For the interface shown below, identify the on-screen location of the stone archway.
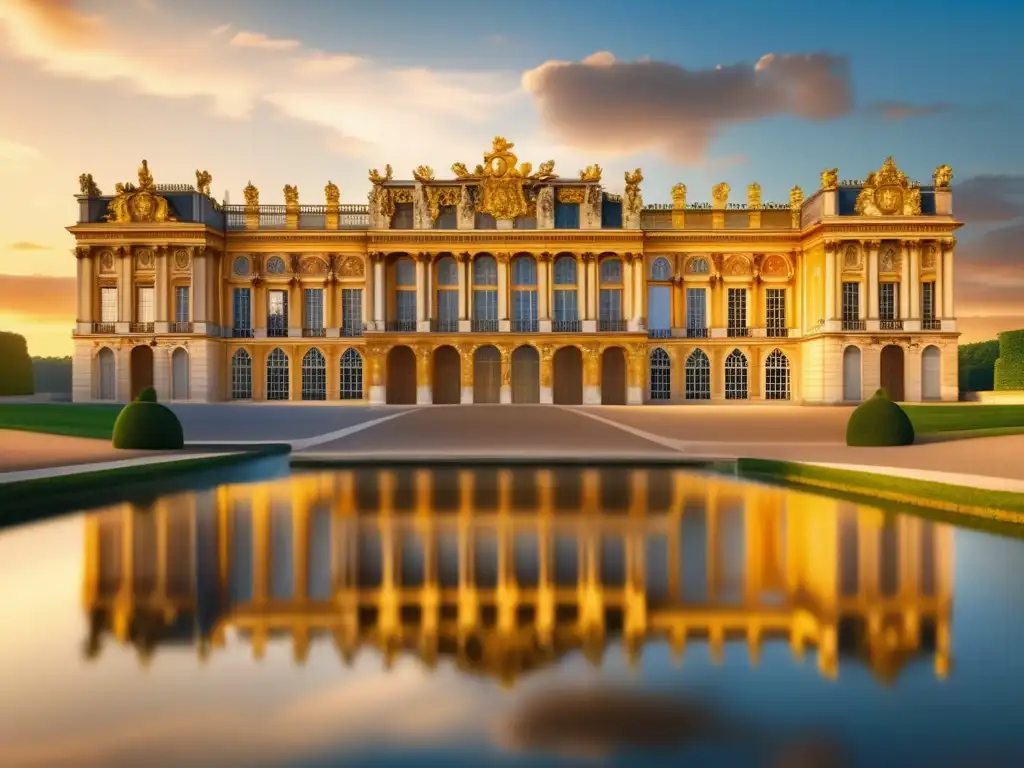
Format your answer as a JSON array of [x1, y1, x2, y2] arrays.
[[512, 345, 540, 403], [386, 346, 416, 404], [130, 345, 154, 400], [600, 347, 627, 405], [880, 345, 905, 401], [922, 345, 941, 400], [474, 345, 501, 404], [432, 345, 461, 404], [171, 347, 190, 400], [553, 346, 583, 405], [96, 347, 116, 400]]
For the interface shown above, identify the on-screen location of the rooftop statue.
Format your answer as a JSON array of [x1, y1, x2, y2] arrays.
[[102, 160, 177, 224]]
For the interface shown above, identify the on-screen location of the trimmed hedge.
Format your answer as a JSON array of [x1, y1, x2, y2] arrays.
[[0, 331, 34, 396], [112, 390, 184, 450], [846, 388, 915, 447], [995, 330, 1024, 391], [958, 339, 998, 392]]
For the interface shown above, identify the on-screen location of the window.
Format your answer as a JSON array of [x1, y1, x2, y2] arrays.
[[684, 349, 711, 400], [553, 256, 578, 328], [396, 291, 417, 324], [268, 290, 288, 337], [725, 349, 748, 400], [879, 283, 897, 321], [600, 258, 622, 284], [553, 289, 578, 323], [841, 282, 860, 321], [511, 256, 538, 331], [651, 257, 672, 282], [650, 348, 671, 400], [473, 255, 498, 330], [765, 349, 791, 400], [231, 349, 252, 399], [174, 286, 189, 323], [727, 288, 747, 333], [434, 256, 460, 331], [391, 202, 414, 229], [434, 206, 457, 229], [301, 348, 326, 400], [340, 348, 363, 400], [473, 290, 498, 324], [512, 256, 536, 286], [395, 258, 416, 286], [394, 257, 416, 329], [686, 288, 706, 330], [341, 288, 362, 335], [922, 281, 936, 319], [266, 348, 289, 400], [303, 288, 324, 331], [553, 256, 576, 285], [233, 288, 251, 335], [100, 287, 118, 323], [765, 288, 786, 335], [135, 286, 154, 323], [599, 258, 623, 329], [599, 289, 622, 322]]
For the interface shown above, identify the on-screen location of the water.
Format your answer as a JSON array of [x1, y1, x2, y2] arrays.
[[1, 465, 1023, 768]]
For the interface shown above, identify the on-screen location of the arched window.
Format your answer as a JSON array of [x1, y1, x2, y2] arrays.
[[472, 255, 498, 331], [725, 349, 748, 400], [395, 257, 416, 286], [765, 349, 791, 400], [394, 257, 417, 330], [266, 255, 286, 274], [231, 349, 252, 400], [512, 255, 537, 286], [688, 257, 709, 274], [97, 347, 115, 400], [553, 255, 578, 330], [473, 255, 497, 286], [651, 257, 672, 282], [266, 347, 289, 401], [301, 348, 326, 401], [650, 348, 671, 400], [436, 256, 458, 286], [553, 255, 577, 285], [599, 257, 624, 329], [600, 258, 622, 284], [511, 255, 538, 331], [685, 349, 711, 400], [232, 256, 250, 276], [340, 348, 364, 400]]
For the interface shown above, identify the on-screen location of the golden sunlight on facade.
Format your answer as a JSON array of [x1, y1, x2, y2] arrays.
[[67, 142, 961, 404], [81, 469, 953, 685]]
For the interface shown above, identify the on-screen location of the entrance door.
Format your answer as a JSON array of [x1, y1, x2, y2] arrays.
[[130, 345, 154, 400], [600, 347, 627, 405], [511, 346, 540, 403], [880, 345, 905, 401]]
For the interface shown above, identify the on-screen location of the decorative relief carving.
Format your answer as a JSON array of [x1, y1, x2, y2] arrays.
[[724, 255, 751, 276], [671, 183, 687, 210], [266, 255, 287, 274], [761, 254, 789, 277], [338, 256, 364, 277], [134, 248, 155, 270], [300, 256, 328, 276], [855, 157, 920, 216], [99, 250, 115, 273], [711, 182, 730, 208], [103, 160, 177, 224], [425, 186, 460, 222], [173, 248, 190, 271], [557, 187, 586, 204], [843, 244, 860, 269], [922, 242, 938, 270], [232, 255, 250, 276], [879, 244, 900, 273], [820, 168, 839, 191], [536, 186, 554, 228]]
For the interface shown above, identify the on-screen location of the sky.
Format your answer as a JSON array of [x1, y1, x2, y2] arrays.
[[1, 0, 1022, 356]]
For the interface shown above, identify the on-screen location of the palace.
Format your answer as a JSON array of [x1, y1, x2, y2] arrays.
[[68, 141, 961, 405]]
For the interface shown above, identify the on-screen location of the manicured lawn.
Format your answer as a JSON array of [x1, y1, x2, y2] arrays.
[[902, 404, 1024, 435], [0, 404, 122, 439]]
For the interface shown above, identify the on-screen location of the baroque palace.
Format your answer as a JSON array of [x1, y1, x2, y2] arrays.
[[68, 139, 961, 405]]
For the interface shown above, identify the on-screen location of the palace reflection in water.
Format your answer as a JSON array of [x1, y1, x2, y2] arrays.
[[82, 468, 953, 685]]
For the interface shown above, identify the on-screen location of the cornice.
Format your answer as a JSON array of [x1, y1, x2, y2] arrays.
[[367, 229, 644, 247]]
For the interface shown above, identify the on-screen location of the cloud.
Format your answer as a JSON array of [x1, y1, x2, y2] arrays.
[[522, 51, 852, 163], [0, 274, 75, 320], [866, 100, 953, 121], [951, 174, 1024, 223], [10, 241, 48, 251], [0, 137, 39, 159], [229, 30, 300, 51]]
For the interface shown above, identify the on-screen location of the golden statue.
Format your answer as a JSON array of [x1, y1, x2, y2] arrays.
[[532, 159, 557, 180], [477, 136, 529, 220], [195, 170, 212, 196], [243, 181, 259, 207], [368, 165, 393, 184], [624, 168, 644, 214], [579, 164, 602, 182], [746, 182, 762, 209], [102, 159, 176, 223], [325, 180, 340, 206], [933, 164, 953, 188], [820, 168, 839, 191], [789, 185, 804, 208], [906, 186, 922, 215], [412, 165, 435, 183], [711, 182, 730, 207], [855, 157, 916, 216], [452, 161, 485, 179], [283, 184, 299, 206], [78, 173, 101, 196], [670, 183, 687, 209]]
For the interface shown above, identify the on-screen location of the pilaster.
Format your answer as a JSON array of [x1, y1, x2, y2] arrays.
[[627, 345, 644, 404], [908, 240, 921, 320], [415, 346, 432, 404], [583, 345, 601, 404], [459, 344, 475, 404], [372, 252, 386, 329], [192, 246, 209, 332], [537, 252, 551, 327], [367, 346, 385, 404], [631, 253, 644, 329], [866, 240, 880, 330], [118, 247, 132, 323], [75, 247, 93, 324], [539, 346, 554, 403], [497, 252, 510, 330], [823, 241, 837, 322], [416, 252, 430, 331], [899, 241, 911, 320]]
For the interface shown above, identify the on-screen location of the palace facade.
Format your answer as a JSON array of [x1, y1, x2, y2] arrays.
[[68, 141, 961, 405]]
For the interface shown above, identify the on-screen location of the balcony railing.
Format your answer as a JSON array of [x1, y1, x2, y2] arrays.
[[129, 322, 154, 334], [923, 318, 942, 330], [552, 319, 582, 333], [598, 318, 628, 332], [472, 319, 499, 333], [232, 327, 255, 338], [169, 321, 193, 333], [648, 328, 672, 339], [511, 319, 538, 333], [302, 327, 327, 338], [268, 325, 288, 338], [685, 327, 708, 339], [431, 318, 460, 333], [340, 323, 365, 338], [880, 319, 904, 331], [223, 203, 370, 230], [727, 326, 750, 338], [386, 320, 418, 332], [766, 327, 789, 338], [841, 319, 867, 331], [92, 322, 116, 334]]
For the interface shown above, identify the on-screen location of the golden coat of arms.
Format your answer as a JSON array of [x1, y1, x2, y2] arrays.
[[855, 157, 920, 216], [103, 160, 177, 224], [478, 137, 530, 220]]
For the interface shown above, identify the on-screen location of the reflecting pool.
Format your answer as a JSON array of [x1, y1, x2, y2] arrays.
[[1, 467, 1023, 767]]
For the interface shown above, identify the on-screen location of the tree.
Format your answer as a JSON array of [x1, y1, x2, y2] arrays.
[[0, 331, 35, 396]]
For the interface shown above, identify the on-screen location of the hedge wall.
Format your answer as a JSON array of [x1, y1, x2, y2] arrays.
[[995, 329, 1024, 390], [0, 331, 35, 396], [958, 339, 998, 392]]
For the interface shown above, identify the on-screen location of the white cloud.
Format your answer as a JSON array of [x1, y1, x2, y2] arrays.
[[229, 30, 301, 51], [0, 137, 39, 160]]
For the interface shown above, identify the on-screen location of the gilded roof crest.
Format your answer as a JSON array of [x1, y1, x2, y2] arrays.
[[102, 160, 177, 224]]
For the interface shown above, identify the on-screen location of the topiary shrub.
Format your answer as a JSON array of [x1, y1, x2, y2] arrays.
[[112, 389, 184, 450], [846, 388, 915, 447], [994, 329, 1024, 391]]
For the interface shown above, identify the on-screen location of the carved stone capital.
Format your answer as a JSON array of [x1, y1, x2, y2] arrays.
[[456, 251, 471, 263], [367, 251, 385, 262], [862, 240, 881, 250], [824, 239, 841, 253], [902, 238, 922, 248], [74, 245, 91, 259], [416, 251, 432, 263], [496, 251, 510, 264], [538, 251, 552, 262], [581, 251, 596, 263]]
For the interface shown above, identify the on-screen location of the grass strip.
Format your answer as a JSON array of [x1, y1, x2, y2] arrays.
[[736, 457, 1024, 525], [902, 404, 1024, 434], [0, 404, 121, 439]]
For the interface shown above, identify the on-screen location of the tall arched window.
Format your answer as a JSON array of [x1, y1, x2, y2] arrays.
[[301, 348, 326, 401], [393, 256, 417, 331], [340, 348, 364, 400], [97, 347, 115, 400], [552, 255, 578, 331], [649, 257, 673, 337], [765, 349, 791, 400], [724, 349, 748, 400], [511, 255, 538, 332], [231, 349, 252, 400], [650, 348, 671, 400], [599, 257, 624, 331], [684, 349, 711, 400], [472, 254, 498, 331], [435, 255, 459, 332], [266, 348, 289, 400], [651, 257, 672, 282]]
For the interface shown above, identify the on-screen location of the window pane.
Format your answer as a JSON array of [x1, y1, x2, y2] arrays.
[[766, 288, 785, 329], [599, 289, 622, 320], [512, 290, 537, 322], [341, 288, 362, 331], [396, 259, 416, 286], [233, 288, 251, 329], [136, 287, 154, 323], [686, 288, 706, 328], [727, 288, 747, 329], [553, 290, 578, 321], [842, 283, 860, 321], [304, 288, 324, 329], [437, 290, 459, 323], [600, 259, 622, 283], [512, 257, 536, 286], [268, 290, 288, 331], [174, 286, 189, 323], [473, 290, 497, 320], [100, 287, 118, 323], [396, 291, 417, 323]]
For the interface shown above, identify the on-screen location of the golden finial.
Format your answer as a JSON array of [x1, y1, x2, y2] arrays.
[[283, 184, 298, 206], [789, 185, 804, 208], [711, 182, 730, 207], [195, 170, 212, 196], [412, 165, 435, 183], [243, 181, 259, 207], [746, 182, 762, 209], [368, 165, 393, 184], [820, 168, 838, 191], [933, 164, 953, 188], [137, 159, 154, 190], [78, 173, 101, 196], [325, 180, 340, 206], [670, 183, 687, 209], [579, 164, 603, 182]]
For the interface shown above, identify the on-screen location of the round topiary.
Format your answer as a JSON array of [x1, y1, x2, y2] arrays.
[[112, 401, 184, 450], [136, 386, 158, 403], [846, 388, 915, 447]]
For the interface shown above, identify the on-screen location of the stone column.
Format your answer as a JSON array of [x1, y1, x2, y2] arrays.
[[623, 254, 634, 322], [415, 346, 432, 404], [866, 240, 880, 329], [933, 241, 944, 320], [362, 255, 373, 328], [424, 254, 433, 324], [254, 281, 267, 335], [497, 252, 510, 331], [287, 273, 301, 338], [154, 247, 170, 333], [583, 345, 601, 404], [192, 246, 209, 333], [416, 253, 429, 331], [499, 347, 512, 404], [539, 345, 554, 403], [631, 254, 644, 331], [909, 241, 921, 323], [459, 344, 474, 404], [823, 242, 836, 324], [117, 248, 132, 331], [899, 241, 911, 320], [457, 252, 471, 332], [578, 254, 591, 330], [538, 253, 551, 332], [627, 345, 644, 404], [76, 248, 93, 333], [942, 240, 955, 322], [367, 346, 385, 405], [153, 345, 171, 401], [373, 254, 385, 330], [587, 255, 598, 320]]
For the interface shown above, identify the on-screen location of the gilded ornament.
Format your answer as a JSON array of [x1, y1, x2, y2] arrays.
[[425, 186, 461, 221], [557, 187, 586, 204], [533, 159, 557, 180], [843, 244, 859, 269], [933, 164, 953, 188], [762, 254, 788, 277], [243, 182, 259, 207], [879, 245, 899, 273], [412, 165, 435, 183], [579, 164, 603, 182], [820, 168, 839, 191], [789, 185, 804, 208], [300, 256, 328, 275], [855, 157, 918, 216], [670, 183, 687, 209], [135, 248, 155, 270], [476, 136, 530, 220], [283, 185, 299, 206], [712, 182, 730, 207], [746, 182, 762, 210], [369, 165, 393, 184], [922, 243, 937, 270], [624, 168, 644, 215], [195, 170, 212, 196], [724, 255, 751, 276], [501, 351, 512, 387], [451, 161, 485, 179], [906, 186, 922, 215], [102, 160, 177, 224], [78, 173, 101, 196], [325, 180, 340, 206], [173, 249, 190, 270], [99, 251, 115, 272]]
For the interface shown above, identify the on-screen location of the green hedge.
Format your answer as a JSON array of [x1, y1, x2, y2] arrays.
[[112, 390, 184, 450], [0, 331, 34, 396], [995, 330, 1024, 391], [846, 389, 915, 446], [958, 339, 998, 392]]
